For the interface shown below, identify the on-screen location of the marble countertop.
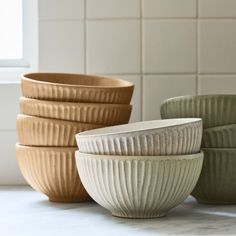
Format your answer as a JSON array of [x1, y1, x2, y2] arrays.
[[0, 186, 235, 236]]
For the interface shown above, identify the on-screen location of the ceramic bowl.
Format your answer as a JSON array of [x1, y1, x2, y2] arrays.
[[192, 148, 236, 204], [202, 124, 236, 148], [17, 114, 103, 147], [19, 97, 132, 126], [160, 95, 236, 128], [76, 118, 202, 156], [76, 151, 203, 218], [16, 144, 91, 202], [21, 73, 134, 104]]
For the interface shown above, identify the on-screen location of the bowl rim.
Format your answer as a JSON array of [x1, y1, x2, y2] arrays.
[[162, 94, 236, 104], [21, 72, 134, 89], [204, 123, 236, 132], [15, 143, 77, 151], [76, 118, 202, 138], [202, 148, 236, 152], [20, 96, 133, 109], [76, 150, 204, 161]]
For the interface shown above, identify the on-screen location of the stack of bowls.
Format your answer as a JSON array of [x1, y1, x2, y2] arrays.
[[161, 95, 236, 204], [75, 118, 203, 218], [16, 72, 134, 202]]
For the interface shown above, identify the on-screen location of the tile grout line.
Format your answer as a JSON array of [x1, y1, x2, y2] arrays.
[[84, 0, 87, 74], [140, 0, 144, 121], [196, 0, 199, 95]]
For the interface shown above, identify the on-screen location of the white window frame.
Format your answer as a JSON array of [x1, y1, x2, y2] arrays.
[[0, 0, 38, 82]]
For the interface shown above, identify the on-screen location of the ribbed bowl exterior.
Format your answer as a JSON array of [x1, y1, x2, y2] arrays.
[[76, 151, 203, 218], [16, 145, 91, 202], [19, 97, 132, 126], [21, 78, 134, 104], [160, 95, 236, 128], [192, 148, 236, 204], [76, 120, 202, 156], [17, 115, 103, 146], [202, 124, 236, 148]]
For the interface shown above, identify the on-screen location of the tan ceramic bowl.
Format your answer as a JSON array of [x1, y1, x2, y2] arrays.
[[192, 148, 236, 204], [76, 151, 203, 218], [161, 95, 236, 128], [76, 118, 202, 156], [21, 73, 134, 104], [17, 114, 103, 147], [16, 144, 91, 202], [19, 97, 132, 126], [202, 124, 236, 148]]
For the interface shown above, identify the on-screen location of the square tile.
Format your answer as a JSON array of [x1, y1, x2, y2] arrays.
[[143, 75, 196, 120], [199, 20, 236, 73], [87, 0, 140, 18], [0, 131, 26, 184], [199, 75, 236, 94], [110, 75, 141, 122], [87, 20, 140, 74], [143, 0, 196, 18], [199, 0, 236, 18], [0, 83, 20, 130], [39, 0, 84, 20], [143, 20, 197, 73], [39, 21, 84, 73]]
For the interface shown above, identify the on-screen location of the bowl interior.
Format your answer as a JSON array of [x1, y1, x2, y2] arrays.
[[77, 118, 202, 137], [22, 73, 133, 88]]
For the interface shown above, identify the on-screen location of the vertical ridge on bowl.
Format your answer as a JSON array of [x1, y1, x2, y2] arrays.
[[17, 114, 103, 146], [76, 152, 203, 218], [16, 145, 91, 202], [160, 95, 236, 128], [76, 119, 202, 156], [202, 124, 236, 148], [192, 148, 236, 204], [19, 97, 132, 125]]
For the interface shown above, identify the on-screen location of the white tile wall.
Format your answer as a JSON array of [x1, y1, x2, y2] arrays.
[[2, 0, 236, 184], [143, 0, 197, 18], [143, 20, 197, 73]]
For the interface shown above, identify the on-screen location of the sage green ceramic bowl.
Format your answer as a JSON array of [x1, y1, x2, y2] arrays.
[[202, 124, 236, 148], [160, 95, 236, 128], [192, 148, 236, 204]]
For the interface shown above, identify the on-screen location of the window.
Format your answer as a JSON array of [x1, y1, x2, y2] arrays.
[[0, 0, 38, 81]]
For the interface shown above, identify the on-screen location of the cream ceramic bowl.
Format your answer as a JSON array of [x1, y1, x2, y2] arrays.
[[76, 118, 202, 156], [192, 148, 236, 204], [20, 97, 132, 126], [17, 114, 103, 147], [21, 73, 134, 104], [202, 124, 236, 148], [16, 144, 91, 202], [161, 95, 236, 128], [76, 151, 203, 218]]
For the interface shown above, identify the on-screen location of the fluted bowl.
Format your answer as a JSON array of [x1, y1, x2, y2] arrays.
[[192, 148, 236, 204], [161, 95, 236, 128], [19, 97, 132, 126], [76, 151, 203, 218], [76, 118, 202, 156], [21, 73, 134, 104], [16, 144, 91, 202]]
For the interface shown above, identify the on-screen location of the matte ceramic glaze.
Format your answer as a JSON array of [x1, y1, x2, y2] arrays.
[[76, 151, 203, 218], [202, 124, 236, 148], [160, 95, 236, 128], [76, 119, 202, 155], [21, 73, 134, 104], [192, 148, 236, 204], [19, 97, 132, 126], [17, 114, 103, 146], [16, 144, 91, 202]]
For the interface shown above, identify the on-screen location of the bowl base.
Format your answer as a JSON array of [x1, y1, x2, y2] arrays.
[[112, 212, 167, 219], [49, 196, 92, 203], [197, 200, 236, 205]]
